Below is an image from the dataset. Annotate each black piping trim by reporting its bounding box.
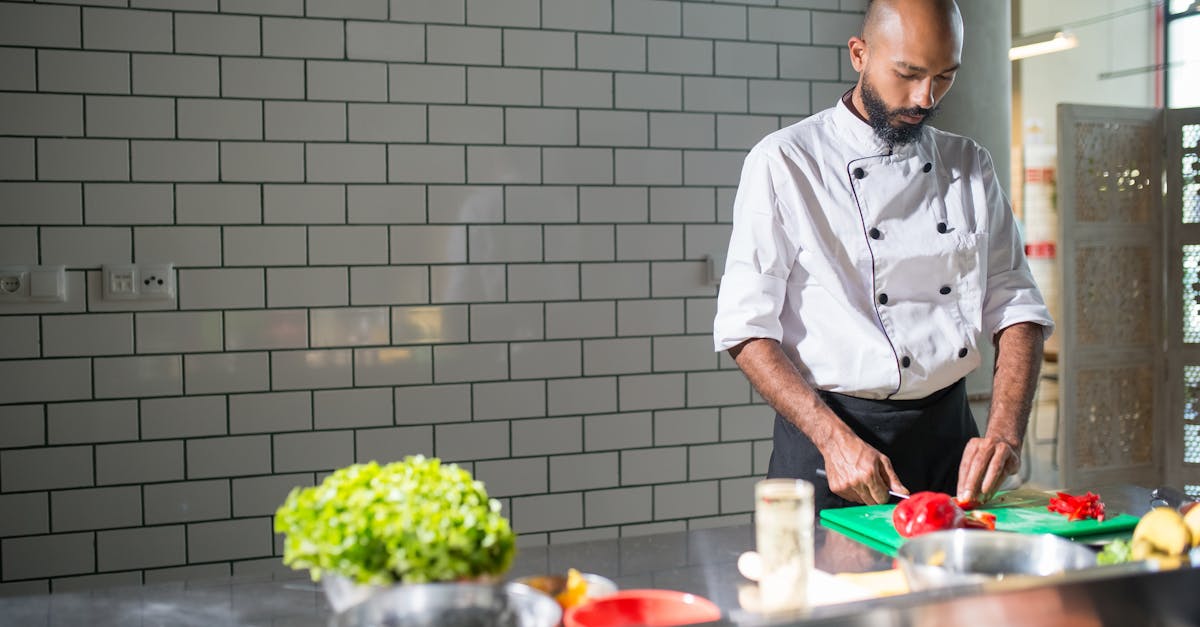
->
[846,152,903,399]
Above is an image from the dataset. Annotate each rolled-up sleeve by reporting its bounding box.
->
[978,146,1055,340]
[713,149,799,352]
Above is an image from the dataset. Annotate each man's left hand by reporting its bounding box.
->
[957,436,1020,505]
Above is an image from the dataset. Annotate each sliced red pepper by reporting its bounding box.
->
[1047,491,1106,522]
[955,497,983,511]
[962,511,997,531]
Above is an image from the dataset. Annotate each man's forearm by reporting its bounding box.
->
[730,337,906,502]
[986,322,1044,450]
[728,338,852,449]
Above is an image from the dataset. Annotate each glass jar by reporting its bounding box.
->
[754,478,814,612]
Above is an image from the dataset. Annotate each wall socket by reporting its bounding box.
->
[103,264,176,301]
[0,272,22,295]
[0,266,67,303]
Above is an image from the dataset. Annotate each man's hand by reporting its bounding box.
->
[960,321,1043,505]
[956,435,1020,505]
[729,338,907,505]
[823,430,909,505]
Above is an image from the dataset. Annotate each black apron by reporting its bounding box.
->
[766,378,978,513]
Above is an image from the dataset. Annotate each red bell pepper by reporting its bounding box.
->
[1047,491,1106,522]
[892,492,964,538]
[893,492,999,537]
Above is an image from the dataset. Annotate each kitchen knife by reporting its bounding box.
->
[814,468,908,500]
[1151,485,1195,510]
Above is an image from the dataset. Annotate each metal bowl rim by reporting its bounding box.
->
[895,529,1098,590]
[329,580,563,627]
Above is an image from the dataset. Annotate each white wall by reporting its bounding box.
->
[934,0,1013,409]
[1018,0,1157,139]
[938,0,1012,191]
[1013,1,1159,490]
[0,0,868,594]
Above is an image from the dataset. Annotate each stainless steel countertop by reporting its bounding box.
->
[2,484,1192,627]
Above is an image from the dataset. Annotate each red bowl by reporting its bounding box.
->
[563,589,721,627]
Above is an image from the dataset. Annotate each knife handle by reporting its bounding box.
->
[814,468,907,500]
[1151,486,1191,510]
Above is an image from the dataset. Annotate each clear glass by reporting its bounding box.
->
[754,478,814,613]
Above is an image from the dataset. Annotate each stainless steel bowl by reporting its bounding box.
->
[896,530,1097,591]
[513,572,618,601]
[329,581,562,627]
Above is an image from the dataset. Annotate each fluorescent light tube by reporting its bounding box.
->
[1010,30,1079,61]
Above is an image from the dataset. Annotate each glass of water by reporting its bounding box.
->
[754,478,814,612]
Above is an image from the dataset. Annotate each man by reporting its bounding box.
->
[713,0,1052,513]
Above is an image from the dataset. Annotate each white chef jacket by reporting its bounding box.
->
[713,97,1053,400]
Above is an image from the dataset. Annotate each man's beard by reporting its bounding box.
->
[861,76,940,147]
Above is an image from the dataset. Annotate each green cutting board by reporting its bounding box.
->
[819,489,1140,554]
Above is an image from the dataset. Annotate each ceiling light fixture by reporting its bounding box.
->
[1009,30,1079,61]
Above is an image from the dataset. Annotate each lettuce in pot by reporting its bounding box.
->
[274,456,516,585]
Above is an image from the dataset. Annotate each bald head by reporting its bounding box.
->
[847,0,964,146]
[861,0,962,48]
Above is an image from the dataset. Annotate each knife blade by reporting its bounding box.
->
[814,468,908,500]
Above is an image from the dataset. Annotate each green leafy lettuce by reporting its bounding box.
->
[274,456,516,585]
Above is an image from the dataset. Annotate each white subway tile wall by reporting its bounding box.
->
[0,0,861,592]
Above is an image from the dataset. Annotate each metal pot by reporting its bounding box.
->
[328,581,561,627]
[896,529,1097,591]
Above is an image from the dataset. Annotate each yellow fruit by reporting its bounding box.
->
[1151,554,1186,570]
[1184,505,1200,549]
[555,568,588,609]
[1132,507,1191,557]
[1129,537,1155,561]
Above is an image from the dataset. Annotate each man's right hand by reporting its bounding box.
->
[727,338,908,505]
[821,430,908,505]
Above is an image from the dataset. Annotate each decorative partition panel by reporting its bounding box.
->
[1057,104,1164,490]
[1167,108,1200,498]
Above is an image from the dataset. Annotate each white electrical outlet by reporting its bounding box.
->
[102,264,176,301]
[0,270,26,297]
[0,266,66,303]
[139,264,175,299]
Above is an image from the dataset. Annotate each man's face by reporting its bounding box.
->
[860,69,941,146]
[848,1,963,146]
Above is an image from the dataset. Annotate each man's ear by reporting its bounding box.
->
[848,36,868,72]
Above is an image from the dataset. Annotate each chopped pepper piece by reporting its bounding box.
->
[955,497,983,511]
[1047,491,1106,522]
[962,511,997,531]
